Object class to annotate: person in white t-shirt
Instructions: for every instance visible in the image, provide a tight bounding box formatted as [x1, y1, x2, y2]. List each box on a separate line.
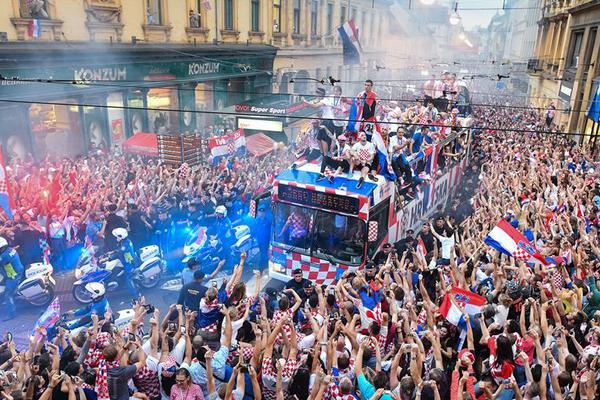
[317, 134, 352, 183]
[350, 131, 377, 189]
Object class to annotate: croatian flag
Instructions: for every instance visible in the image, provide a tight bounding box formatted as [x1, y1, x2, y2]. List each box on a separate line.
[373, 123, 396, 181]
[0, 145, 13, 220]
[33, 297, 60, 336]
[209, 129, 246, 161]
[28, 19, 41, 38]
[439, 286, 485, 329]
[576, 203, 591, 233]
[337, 20, 362, 65]
[416, 236, 427, 257]
[346, 99, 360, 133]
[484, 219, 548, 265]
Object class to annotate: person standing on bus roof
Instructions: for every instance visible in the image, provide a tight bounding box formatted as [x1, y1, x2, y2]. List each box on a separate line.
[350, 131, 378, 189]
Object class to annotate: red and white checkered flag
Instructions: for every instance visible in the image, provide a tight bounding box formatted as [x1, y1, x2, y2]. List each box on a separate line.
[227, 141, 235, 154]
[178, 162, 190, 179]
[367, 222, 378, 242]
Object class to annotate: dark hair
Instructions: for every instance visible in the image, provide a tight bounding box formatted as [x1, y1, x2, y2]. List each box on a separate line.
[59, 347, 77, 371]
[289, 367, 310, 399]
[63, 361, 81, 378]
[373, 371, 387, 389]
[102, 345, 119, 362]
[494, 335, 514, 367]
[279, 296, 289, 311]
[370, 322, 381, 336]
[365, 79, 373, 85]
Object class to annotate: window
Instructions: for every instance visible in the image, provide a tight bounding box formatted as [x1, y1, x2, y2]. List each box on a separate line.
[293, 0, 301, 34]
[367, 200, 390, 257]
[340, 5, 346, 25]
[584, 29, 597, 70]
[273, 0, 281, 32]
[251, 0, 260, 31]
[189, 1, 204, 27]
[311, 0, 318, 36]
[224, 0, 234, 30]
[568, 31, 584, 69]
[147, 0, 162, 25]
[326, 3, 333, 35]
[272, 203, 366, 265]
[20, 0, 49, 18]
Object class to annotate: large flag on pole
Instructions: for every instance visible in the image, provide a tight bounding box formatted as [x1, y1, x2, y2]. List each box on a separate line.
[0, 145, 13, 220]
[337, 20, 362, 65]
[587, 82, 600, 122]
[484, 219, 548, 265]
[372, 123, 396, 181]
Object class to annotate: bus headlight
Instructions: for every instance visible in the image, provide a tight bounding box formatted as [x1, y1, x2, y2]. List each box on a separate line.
[269, 261, 286, 274]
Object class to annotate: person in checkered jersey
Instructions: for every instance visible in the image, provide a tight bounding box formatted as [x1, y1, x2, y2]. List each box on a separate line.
[350, 131, 379, 189]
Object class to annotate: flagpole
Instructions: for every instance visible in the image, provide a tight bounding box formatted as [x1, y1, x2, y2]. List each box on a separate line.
[464, 241, 485, 266]
[591, 120, 597, 156]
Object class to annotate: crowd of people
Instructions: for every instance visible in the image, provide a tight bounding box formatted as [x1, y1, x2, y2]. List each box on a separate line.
[3, 77, 600, 400]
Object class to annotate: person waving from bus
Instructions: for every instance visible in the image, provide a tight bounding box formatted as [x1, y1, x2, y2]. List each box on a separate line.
[278, 208, 310, 248]
[351, 131, 378, 189]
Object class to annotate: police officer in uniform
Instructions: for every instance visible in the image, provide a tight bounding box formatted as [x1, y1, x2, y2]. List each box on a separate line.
[0, 237, 24, 320]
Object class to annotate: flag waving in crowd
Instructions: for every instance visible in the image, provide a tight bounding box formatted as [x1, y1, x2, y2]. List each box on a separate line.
[484, 218, 549, 265]
[439, 286, 486, 329]
[0, 145, 13, 220]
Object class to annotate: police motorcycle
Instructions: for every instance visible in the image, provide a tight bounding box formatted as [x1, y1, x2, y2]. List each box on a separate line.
[72, 229, 165, 304]
[49, 282, 135, 340]
[0, 262, 56, 307]
[0, 237, 56, 307]
[182, 206, 260, 269]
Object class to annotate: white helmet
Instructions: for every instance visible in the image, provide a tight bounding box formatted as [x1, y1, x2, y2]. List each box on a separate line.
[112, 228, 128, 241]
[0, 237, 7, 249]
[215, 205, 227, 217]
[85, 282, 105, 300]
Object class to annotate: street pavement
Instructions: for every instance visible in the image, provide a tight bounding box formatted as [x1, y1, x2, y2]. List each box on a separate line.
[0, 268, 278, 350]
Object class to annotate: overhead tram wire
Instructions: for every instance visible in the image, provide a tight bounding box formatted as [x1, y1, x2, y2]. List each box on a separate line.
[0, 75, 595, 115]
[0, 97, 593, 138]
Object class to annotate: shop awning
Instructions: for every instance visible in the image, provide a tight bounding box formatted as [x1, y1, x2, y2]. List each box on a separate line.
[246, 133, 277, 157]
[123, 132, 158, 157]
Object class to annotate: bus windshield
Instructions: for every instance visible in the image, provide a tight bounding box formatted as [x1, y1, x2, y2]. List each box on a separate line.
[272, 202, 366, 265]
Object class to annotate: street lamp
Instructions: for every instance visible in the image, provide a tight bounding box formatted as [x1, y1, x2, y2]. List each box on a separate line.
[449, 12, 461, 25]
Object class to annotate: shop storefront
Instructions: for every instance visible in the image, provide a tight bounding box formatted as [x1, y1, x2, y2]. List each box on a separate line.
[0, 43, 277, 160]
[232, 99, 317, 143]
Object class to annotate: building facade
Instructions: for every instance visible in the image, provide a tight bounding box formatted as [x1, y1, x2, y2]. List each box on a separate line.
[527, 0, 600, 138]
[0, 0, 395, 159]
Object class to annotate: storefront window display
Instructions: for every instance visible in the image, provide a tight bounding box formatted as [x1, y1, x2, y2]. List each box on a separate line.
[83, 103, 109, 153]
[29, 101, 84, 159]
[147, 87, 179, 134]
[127, 90, 146, 137]
[0, 106, 30, 160]
[107, 92, 126, 149]
[195, 82, 214, 131]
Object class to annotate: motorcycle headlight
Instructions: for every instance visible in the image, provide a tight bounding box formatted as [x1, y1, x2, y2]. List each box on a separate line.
[269, 261, 286, 274]
[75, 269, 82, 279]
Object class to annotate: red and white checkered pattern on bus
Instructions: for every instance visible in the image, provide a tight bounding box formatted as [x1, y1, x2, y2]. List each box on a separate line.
[272, 246, 351, 285]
